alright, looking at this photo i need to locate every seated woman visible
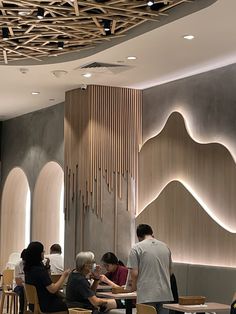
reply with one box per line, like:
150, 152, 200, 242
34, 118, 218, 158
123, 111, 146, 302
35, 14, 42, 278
24, 241, 69, 313
100, 252, 128, 288
66, 251, 117, 313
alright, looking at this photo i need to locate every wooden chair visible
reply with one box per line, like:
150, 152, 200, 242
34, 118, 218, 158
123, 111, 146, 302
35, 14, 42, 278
0, 269, 18, 314
136, 304, 157, 314
24, 284, 40, 314
24, 283, 68, 314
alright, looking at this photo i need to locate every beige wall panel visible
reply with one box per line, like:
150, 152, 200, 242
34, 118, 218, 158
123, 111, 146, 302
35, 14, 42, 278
0, 167, 30, 270
136, 180, 236, 267
32, 161, 63, 253
138, 112, 236, 233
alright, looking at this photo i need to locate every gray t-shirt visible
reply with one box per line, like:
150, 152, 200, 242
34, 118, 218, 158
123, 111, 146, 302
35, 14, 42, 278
127, 238, 173, 304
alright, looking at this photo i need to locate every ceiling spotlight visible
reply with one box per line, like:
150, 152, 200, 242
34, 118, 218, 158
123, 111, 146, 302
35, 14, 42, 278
127, 56, 137, 60
37, 7, 45, 19
58, 41, 64, 50
82, 73, 92, 78
183, 34, 195, 40
103, 20, 111, 32
2, 27, 9, 41
147, 0, 154, 6
32, 91, 40, 95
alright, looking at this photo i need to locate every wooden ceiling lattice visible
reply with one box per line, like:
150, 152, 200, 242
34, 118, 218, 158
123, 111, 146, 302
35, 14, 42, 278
0, 0, 191, 64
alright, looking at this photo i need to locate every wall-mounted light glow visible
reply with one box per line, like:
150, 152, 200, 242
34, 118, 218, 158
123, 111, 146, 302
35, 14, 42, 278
32, 91, 40, 95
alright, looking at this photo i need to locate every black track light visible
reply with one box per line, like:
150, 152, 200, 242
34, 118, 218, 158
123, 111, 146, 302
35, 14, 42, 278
103, 20, 111, 32
58, 41, 64, 50
2, 27, 9, 41
37, 7, 45, 19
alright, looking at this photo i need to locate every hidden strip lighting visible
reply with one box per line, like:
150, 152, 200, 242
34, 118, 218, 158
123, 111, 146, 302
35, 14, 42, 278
139, 179, 236, 234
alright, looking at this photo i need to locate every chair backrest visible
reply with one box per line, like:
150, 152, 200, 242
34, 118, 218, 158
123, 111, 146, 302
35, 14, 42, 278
136, 304, 157, 314
2, 269, 14, 287
24, 283, 41, 314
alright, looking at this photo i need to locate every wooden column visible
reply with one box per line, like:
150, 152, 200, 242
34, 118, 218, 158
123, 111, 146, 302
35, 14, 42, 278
64, 85, 142, 267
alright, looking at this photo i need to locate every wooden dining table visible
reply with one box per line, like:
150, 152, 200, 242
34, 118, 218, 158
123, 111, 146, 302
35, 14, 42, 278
163, 302, 230, 313
97, 291, 137, 314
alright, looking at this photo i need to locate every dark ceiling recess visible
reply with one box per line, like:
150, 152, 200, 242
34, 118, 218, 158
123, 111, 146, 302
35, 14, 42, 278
0, 0, 216, 64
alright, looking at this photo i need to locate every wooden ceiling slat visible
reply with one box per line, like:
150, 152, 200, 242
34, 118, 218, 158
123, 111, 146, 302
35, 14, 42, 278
0, 0, 194, 63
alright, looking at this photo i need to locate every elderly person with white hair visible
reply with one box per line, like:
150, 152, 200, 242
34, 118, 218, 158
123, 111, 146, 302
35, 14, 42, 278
66, 251, 117, 313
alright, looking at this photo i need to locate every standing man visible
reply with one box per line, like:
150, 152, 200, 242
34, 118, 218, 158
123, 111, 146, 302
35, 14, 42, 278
127, 224, 173, 314
46, 244, 64, 274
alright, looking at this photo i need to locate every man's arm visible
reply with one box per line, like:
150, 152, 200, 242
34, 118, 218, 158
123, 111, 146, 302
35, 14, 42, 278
130, 268, 138, 291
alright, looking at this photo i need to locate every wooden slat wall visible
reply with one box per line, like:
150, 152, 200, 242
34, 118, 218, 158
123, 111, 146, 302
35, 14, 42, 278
64, 85, 142, 251
137, 111, 236, 266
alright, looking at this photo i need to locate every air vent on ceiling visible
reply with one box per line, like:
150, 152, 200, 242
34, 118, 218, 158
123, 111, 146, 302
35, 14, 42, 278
75, 61, 131, 75
80, 62, 124, 69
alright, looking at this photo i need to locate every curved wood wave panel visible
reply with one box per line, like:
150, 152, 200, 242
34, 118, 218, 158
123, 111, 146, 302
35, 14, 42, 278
138, 112, 236, 231
136, 180, 236, 267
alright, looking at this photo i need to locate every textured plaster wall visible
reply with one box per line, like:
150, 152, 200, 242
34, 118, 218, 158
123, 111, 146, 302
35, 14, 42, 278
143, 63, 236, 158
1, 103, 64, 191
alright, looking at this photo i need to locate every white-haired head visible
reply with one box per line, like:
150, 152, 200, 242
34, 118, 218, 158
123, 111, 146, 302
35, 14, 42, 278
76, 251, 95, 271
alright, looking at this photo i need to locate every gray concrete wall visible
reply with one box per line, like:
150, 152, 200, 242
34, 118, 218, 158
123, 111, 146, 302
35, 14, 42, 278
143, 63, 236, 155
1, 103, 64, 191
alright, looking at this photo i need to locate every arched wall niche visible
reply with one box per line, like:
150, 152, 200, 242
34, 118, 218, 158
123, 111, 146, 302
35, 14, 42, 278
0, 167, 30, 270
32, 161, 64, 253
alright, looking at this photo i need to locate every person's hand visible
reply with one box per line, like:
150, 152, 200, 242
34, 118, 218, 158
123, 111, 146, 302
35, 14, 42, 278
62, 268, 70, 278
99, 274, 109, 284
91, 264, 101, 280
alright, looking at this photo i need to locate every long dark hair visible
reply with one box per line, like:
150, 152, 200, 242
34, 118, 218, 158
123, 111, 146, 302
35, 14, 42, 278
101, 252, 125, 266
24, 241, 44, 272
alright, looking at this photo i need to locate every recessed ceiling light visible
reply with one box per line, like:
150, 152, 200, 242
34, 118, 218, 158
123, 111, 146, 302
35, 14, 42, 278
127, 56, 137, 60
82, 73, 92, 78
32, 91, 40, 95
183, 34, 195, 40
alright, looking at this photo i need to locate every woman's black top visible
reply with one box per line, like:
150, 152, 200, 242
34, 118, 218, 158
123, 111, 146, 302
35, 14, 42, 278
25, 264, 67, 313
